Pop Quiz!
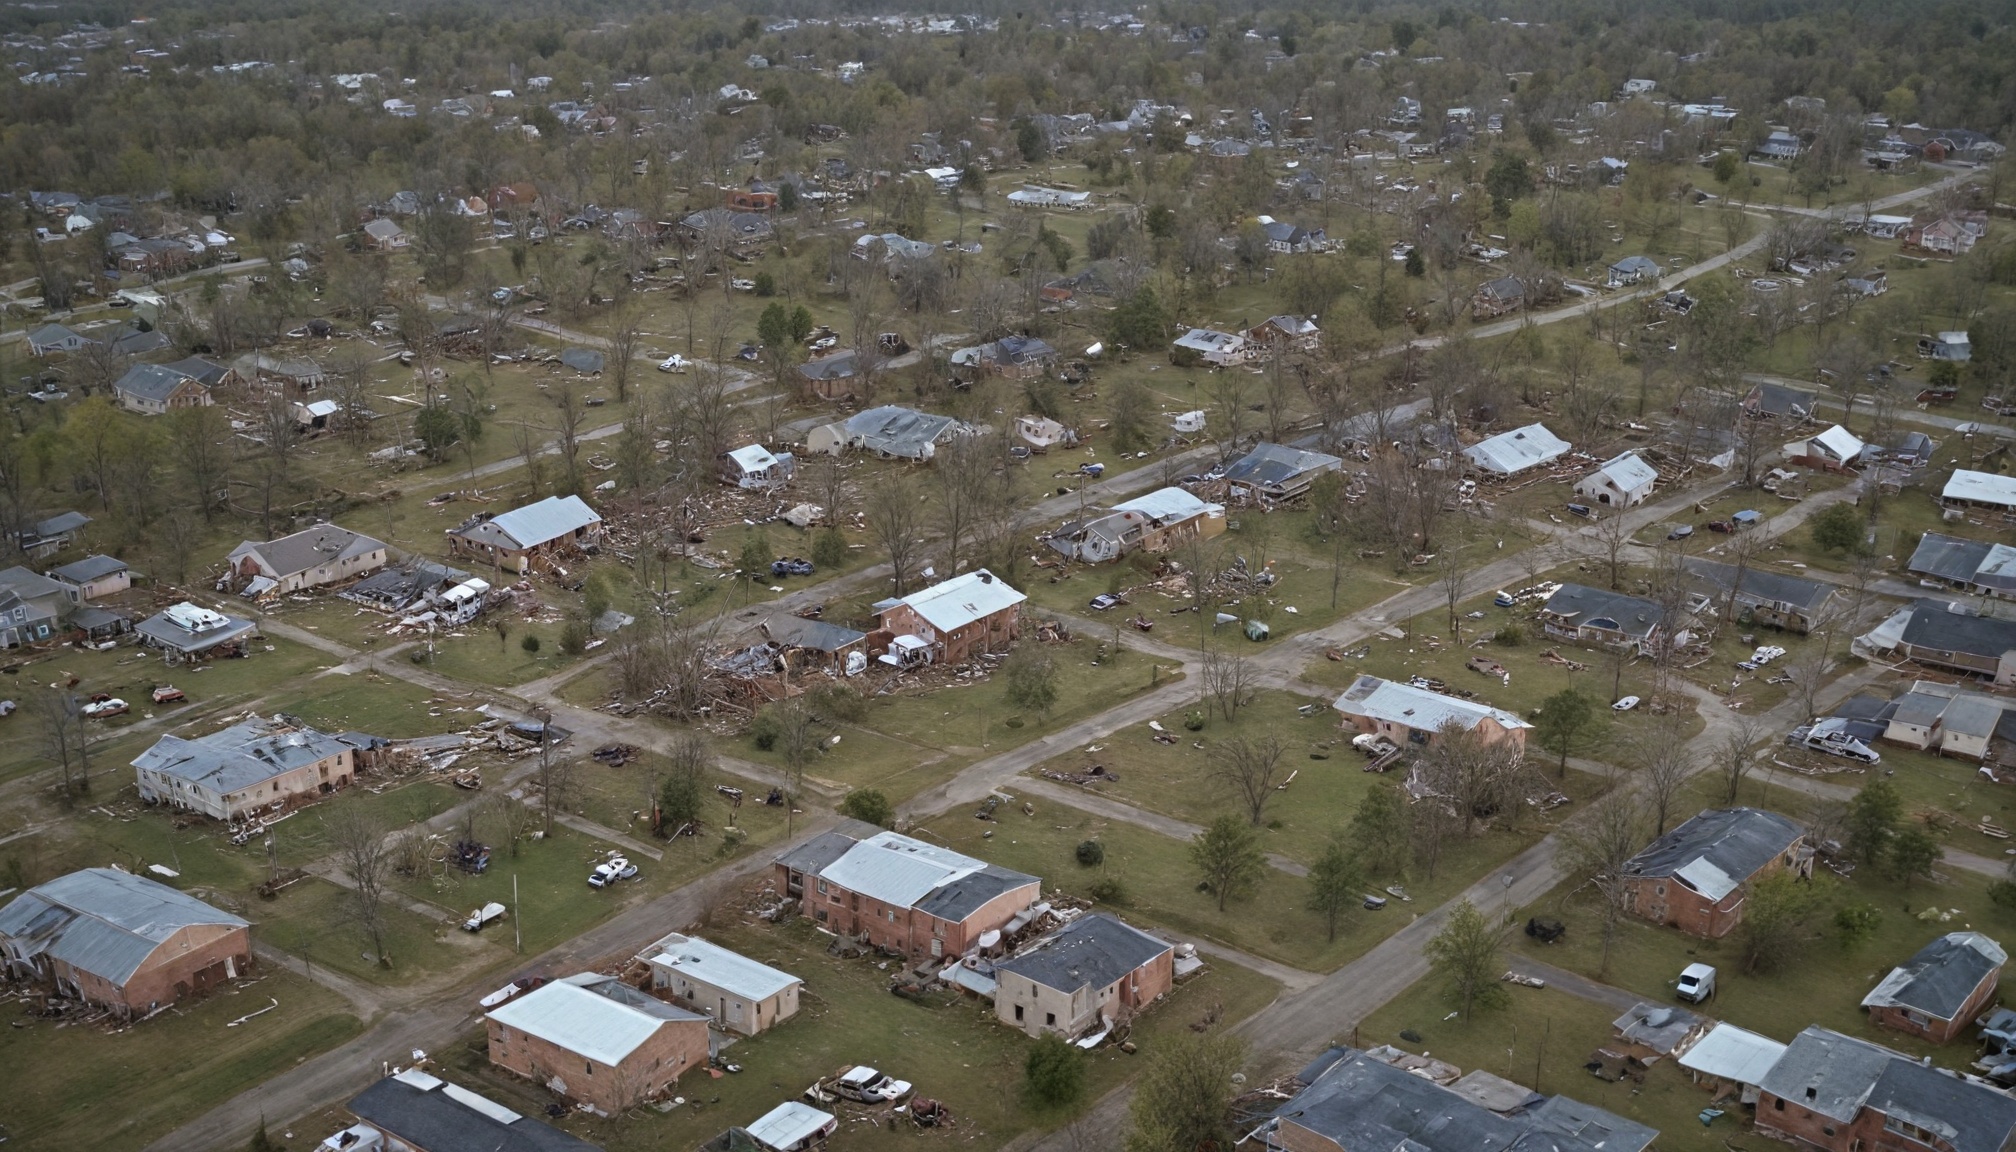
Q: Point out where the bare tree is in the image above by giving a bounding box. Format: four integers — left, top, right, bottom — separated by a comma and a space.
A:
931, 432, 998, 575
1419, 723, 1530, 838
608, 301, 642, 403
1591, 507, 1635, 590
1628, 717, 1692, 836
1719, 714, 1767, 804
864, 472, 927, 595
1210, 735, 1286, 826
534, 711, 575, 834
512, 421, 550, 497
33, 690, 85, 801
1560, 790, 1645, 978
484, 792, 535, 858
1200, 650, 1260, 721
326, 803, 393, 966
1207, 374, 1249, 459
548, 381, 587, 494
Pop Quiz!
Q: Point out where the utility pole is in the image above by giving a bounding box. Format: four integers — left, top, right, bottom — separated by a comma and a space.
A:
513, 872, 521, 953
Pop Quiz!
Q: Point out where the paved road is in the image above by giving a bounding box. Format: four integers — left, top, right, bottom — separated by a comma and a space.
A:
1743, 371, 2016, 440
145, 818, 836, 1152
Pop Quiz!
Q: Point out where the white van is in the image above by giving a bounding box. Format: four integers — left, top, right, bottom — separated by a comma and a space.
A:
1676, 963, 1716, 1003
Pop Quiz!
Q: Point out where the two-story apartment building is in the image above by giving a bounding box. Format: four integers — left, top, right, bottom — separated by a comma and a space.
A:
485, 972, 710, 1114
874, 569, 1026, 666
133, 715, 356, 821
1619, 808, 1810, 938
773, 830, 1039, 961
993, 913, 1173, 1039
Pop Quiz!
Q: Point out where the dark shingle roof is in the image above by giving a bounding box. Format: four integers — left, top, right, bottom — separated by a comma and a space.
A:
774, 830, 859, 875
49, 554, 127, 583
1900, 607, 2016, 662
914, 864, 1040, 924
1539, 583, 1665, 641
1620, 808, 1802, 900
346, 1072, 602, 1152
1685, 558, 1837, 613
996, 913, 1171, 994
1748, 381, 1817, 418
1910, 533, 1996, 585
1862, 932, 2006, 1022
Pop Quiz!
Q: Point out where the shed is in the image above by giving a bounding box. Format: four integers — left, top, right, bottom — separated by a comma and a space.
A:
745, 1101, 836, 1152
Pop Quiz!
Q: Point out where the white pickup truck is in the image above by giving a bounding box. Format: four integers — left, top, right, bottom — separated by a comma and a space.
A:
462, 902, 507, 932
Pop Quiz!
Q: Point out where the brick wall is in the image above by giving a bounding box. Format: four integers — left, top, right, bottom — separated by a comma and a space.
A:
488, 1015, 708, 1113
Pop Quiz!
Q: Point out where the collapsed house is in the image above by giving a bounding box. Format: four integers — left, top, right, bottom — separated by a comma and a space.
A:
0, 868, 253, 1019
1683, 559, 1839, 634
719, 444, 796, 492
133, 714, 357, 820
751, 614, 870, 676
1221, 443, 1343, 502
447, 495, 603, 574
1047, 487, 1225, 563
135, 601, 259, 662
339, 559, 474, 614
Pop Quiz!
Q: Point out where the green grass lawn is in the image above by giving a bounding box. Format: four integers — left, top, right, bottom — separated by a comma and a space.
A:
0, 968, 362, 1152
430, 914, 1281, 1152
1360, 981, 1735, 1152
266, 672, 479, 740
1512, 842, 2016, 1070
255, 874, 493, 984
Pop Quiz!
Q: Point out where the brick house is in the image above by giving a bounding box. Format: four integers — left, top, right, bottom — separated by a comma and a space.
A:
642, 931, 802, 1036
874, 569, 1026, 666
486, 973, 711, 1113
0, 868, 252, 1019
1757, 1026, 2016, 1152
1332, 674, 1532, 752
773, 829, 1039, 961
332, 1068, 602, 1152
994, 913, 1173, 1039
1619, 808, 1811, 939
1537, 583, 1669, 655
1861, 932, 2006, 1043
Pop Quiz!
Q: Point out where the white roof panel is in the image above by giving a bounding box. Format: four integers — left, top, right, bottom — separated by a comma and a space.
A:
1113, 487, 1213, 523
893, 569, 1026, 633
819, 830, 986, 908
485, 973, 698, 1066
1810, 424, 1865, 461
1674, 856, 1739, 901
746, 1101, 835, 1150
488, 495, 602, 550
1589, 451, 1657, 492
1463, 423, 1571, 474
648, 934, 801, 1001
1945, 470, 2016, 508
727, 444, 779, 472
1333, 675, 1531, 733
1678, 1023, 1786, 1086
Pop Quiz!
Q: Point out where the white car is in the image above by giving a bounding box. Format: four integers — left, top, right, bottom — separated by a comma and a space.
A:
1612, 696, 1640, 712
729, 278, 757, 292
834, 1065, 912, 1103
656, 354, 690, 374
588, 856, 638, 888
80, 697, 129, 719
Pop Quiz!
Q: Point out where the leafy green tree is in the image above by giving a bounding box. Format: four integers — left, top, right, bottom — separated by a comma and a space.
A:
777, 182, 798, 211
1426, 900, 1509, 1020
838, 789, 894, 828
659, 770, 705, 832
1191, 815, 1266, 912
1845, 778, 1903, 866
1350, 782, 1412, 878
1024, 1033, 1085, 1106
1076, 839, 1105, 866
737, 531, 772, 585
959, 164, 987, 194
1144, 204, 1176, 239
414, 404, 463, 462
1834, 903, 1882, 950
1108, 286, 1170, 354
1107, 378, 1155, 452
1888, 827, 1940, 887
1740, 871, 1826, 974
752, 271, 777, 296
1809, 503, 1867, 554
1305, 833, 1363, 941
1003, 645, 1060, 715
1016, 120, 1045, 161
811, 528, 847, 571
521, 634, 541, 654
1712, 151, 1741, 185
1533, 689, 1596, 777
1484, 152, 1532, 207
1123, 1031, 1247, 1152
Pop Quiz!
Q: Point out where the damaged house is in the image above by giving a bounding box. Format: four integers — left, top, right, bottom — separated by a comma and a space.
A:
486, 972, 711, 1114
1048, 487, 1225, 563
134, 714, 357, 820
1222, 443, 1344, 502
773, 829, 1040, 960
1538, 583, 1671, 654
1332, 674, 1531, 751
719, 444, 796, 492
447, 495, 603, 574
806, 406, 970, 462
993, 913, 1174, 1039
752, 614, 870, 676
1907, 533, 2016, 598
1619, 807, 1810, 938
339, 558, 474, 614
874, 568, 1026, 666
642, 931, 803, 1036
226, 524, 387, 598
1861, 931, 2006, 1044
1463, 423, 1572, 477
1756, 1026, 2016, 1152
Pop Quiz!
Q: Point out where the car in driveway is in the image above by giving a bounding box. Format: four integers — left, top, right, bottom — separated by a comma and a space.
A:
811, 1066, 913, 1105
1088, 593, 1125, 611
589, 856, 639, 888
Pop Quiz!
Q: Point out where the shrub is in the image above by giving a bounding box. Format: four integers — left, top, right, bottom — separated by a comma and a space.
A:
838, 789, 894, 827
1086, 876, 1129, 905
811, 528, 847, 571
1075, 839, 1106, 867
558, 618, 589, 655
1024, 1033, 1085, 1107
520, 634, 542, 654
1495, 623, 1524, 646
1183, 710, 1206, 731
750, 709, 782, 751
753, 271, 777, 296
808, 681, 867, 724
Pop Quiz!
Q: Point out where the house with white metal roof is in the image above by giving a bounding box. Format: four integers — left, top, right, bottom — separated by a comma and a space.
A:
1943, 470, 2016, 516
1785, 423, 1866, 470
775, 829, 1040, 960
226, 522, 388, 596
486, 972, 710, 1113
719, 444, 795, 492
134, 714, 356, 820
875, 569, 1026, 664
1573, 451, 1657, 508
447, 495, 603, 573
1170, 327, 1248, 366
1332, 674, 1531, 751
0, 867, 251, 1017
643, 932, 802, 1036
1048, 487, 1225, 563
1677, 1023, 1786, 1103
743, 1101, 836, 1152
1463, 423, 1572, 475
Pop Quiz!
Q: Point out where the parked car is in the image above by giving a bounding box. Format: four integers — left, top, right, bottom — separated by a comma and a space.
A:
1565, 503, 1595, 519
80, 697, 128, 719
809, 1065, 913, 1105
1088, 593, 1125, 611
656, 354, 691, 373
588, 856, 639, 888
1666, 524, 1694, 541
150, 686, 186, 704
1676, 963, 1717, 1004
1787, 724, 1881, 764
771, 557, 815, 577
1706, 520, 1734, 534
1611, 695, 1641, 711
462, 902, 507, 932
1351, 732, 1399, 758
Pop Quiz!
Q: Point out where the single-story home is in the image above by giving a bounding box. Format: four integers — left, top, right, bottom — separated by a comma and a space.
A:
486, 972, 710, 1113
0, 868, 252, 1019
1907, 533, 2016, 598
1538, 583, 1669, 653
874, 568, 1025, 665
330, 1068, 603, 1152
1619, 808, 1810, 938
20, 511, 90, 558
952, 335, 1059, 379
1332, 674, 1531, 751
742, 1102, 837, 1152
48, 554, 130, 603
1684, 558, 1839, 633
1247, 315, 1321, 352
1677, 1023, 1787, 1104
134, 601, 259, 662
362, 218, 408, 250
1573, 451, 1657, 508
135, 714, 354, 820
1606, 255, 1662, 287
719, 445, 796, 492
1784, 424, 1865, 470
807, 405, 968, 461
1875, 681, 2016, 761
447, 495, 603, 574
643, 931, 802, 1036
1222, 443, 1344, 501
1742, 381, 1817, 422
1862, 932, 2006, 1043
26, 323, 92, 357
1756, 1026, 2016, 1152
1880, 601, 2016, 684
1170, 328, 1248, 367
994, 913, 1174, 1039
774, 829, 1040, 960
1943, 470, 2016, 517
1463, 423, 1571, 476
754, 614, 870, 676
1048, 487, 1224, 563
113, 363, 212, 414
797, 349, 861, 401
1471, 276, 1526, 318
226, 523, 388, 597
